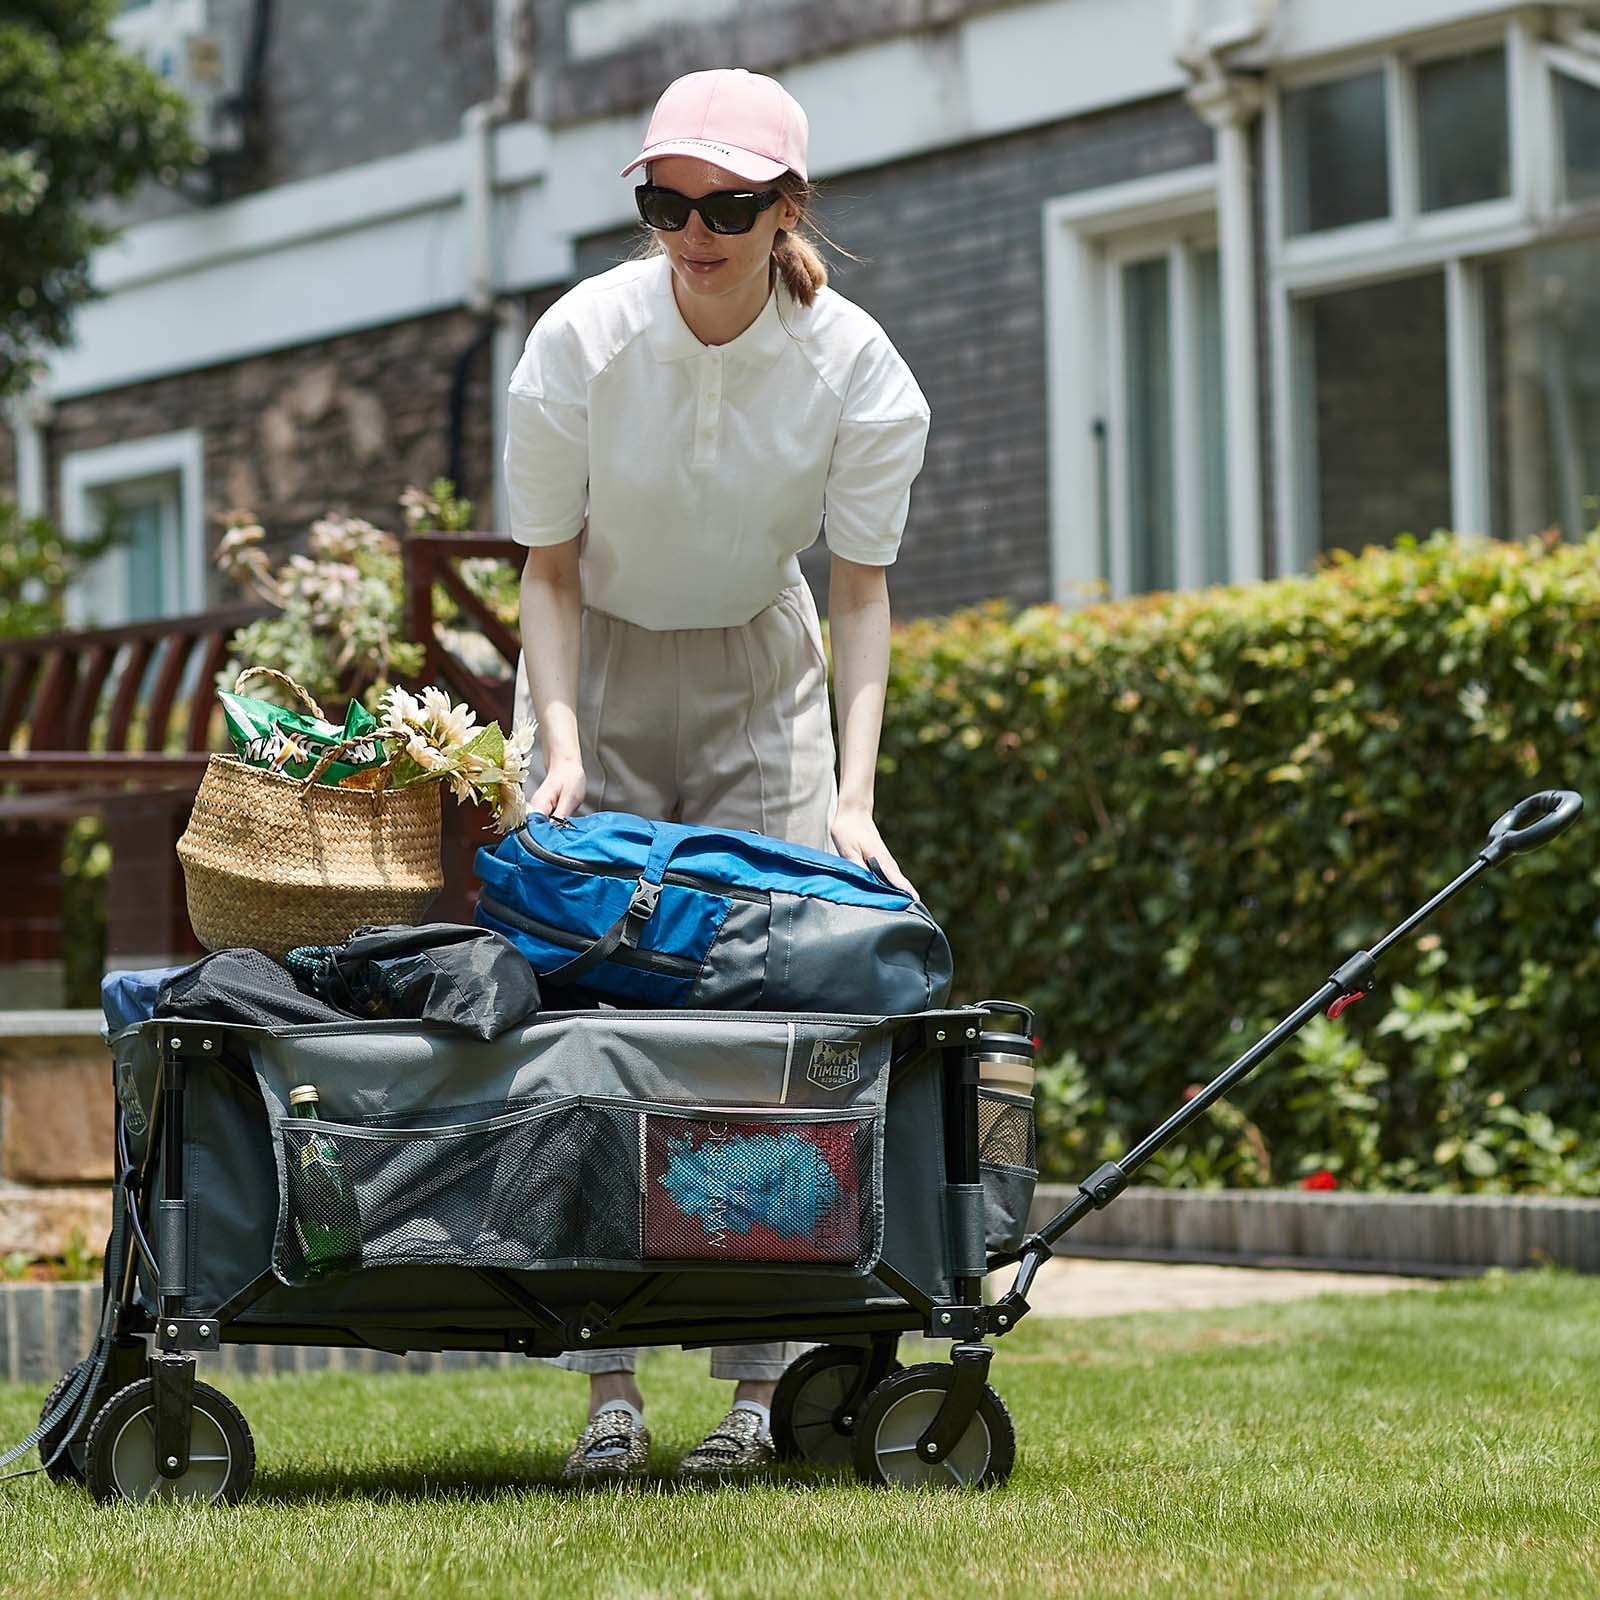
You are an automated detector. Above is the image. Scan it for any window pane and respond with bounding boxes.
[1194,249,1230,585]
[1418,48,1509,211]
[1122,257,1175,594]
[1559,72,1600,205]
[119,496,169,622]
[1283,70,1391,235]
[1485,239,1600,541]
[1303,273,1451,553]
[94,482,173,624]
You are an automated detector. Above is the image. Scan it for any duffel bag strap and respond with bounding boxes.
[541,822,697,988]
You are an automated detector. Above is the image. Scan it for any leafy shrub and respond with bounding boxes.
[879,533,1600,1193]
[0,497,117,638]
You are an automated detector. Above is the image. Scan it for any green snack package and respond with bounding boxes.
[219,689,390,788]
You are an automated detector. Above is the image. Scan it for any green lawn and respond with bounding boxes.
[2,1272,1597,1600]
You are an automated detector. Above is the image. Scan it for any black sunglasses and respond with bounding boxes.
[635,183,784,236]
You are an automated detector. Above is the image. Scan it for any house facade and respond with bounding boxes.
[3,0,1598,624]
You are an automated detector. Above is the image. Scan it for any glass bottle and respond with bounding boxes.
[288,1084,362,1276]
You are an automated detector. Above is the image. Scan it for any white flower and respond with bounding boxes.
[501,721,535,787]
[417,685,478,748]
[216,522,264,560]
[379,687,423,736]
[494,781,529,832]
[405,733,448,772]
[399,486,437,529]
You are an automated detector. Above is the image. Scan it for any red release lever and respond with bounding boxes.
[1327,990,1367,1020]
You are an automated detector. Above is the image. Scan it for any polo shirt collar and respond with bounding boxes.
[645,255,791,370]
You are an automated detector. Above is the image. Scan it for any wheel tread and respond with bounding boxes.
[38,1361,93,1486]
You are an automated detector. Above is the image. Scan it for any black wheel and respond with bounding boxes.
[37,1340,149,1486]
[851,1362,1015,1489]
[771,1344,903,1466]
[38,1360,96,1485]
[84,1378,255,1504]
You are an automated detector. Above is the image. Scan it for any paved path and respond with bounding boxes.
[988,1257,1436,1319]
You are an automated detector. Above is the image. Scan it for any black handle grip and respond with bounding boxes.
[1479,790,1584,866]
[975,999,1036,1039]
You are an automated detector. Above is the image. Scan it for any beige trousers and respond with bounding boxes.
[517,582,836,1380]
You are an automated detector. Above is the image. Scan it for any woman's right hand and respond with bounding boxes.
[529,753,587,820]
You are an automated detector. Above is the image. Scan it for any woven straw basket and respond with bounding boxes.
[177,670,443,960]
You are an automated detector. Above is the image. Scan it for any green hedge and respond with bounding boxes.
[878,533,1600,1194]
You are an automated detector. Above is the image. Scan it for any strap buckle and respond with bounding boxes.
[624,879,661,939]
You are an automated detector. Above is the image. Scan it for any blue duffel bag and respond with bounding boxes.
[474,811,953,1013]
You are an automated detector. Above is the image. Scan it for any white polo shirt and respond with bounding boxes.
[504,255,930,630]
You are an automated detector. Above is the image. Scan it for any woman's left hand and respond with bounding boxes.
[831,803,918,899]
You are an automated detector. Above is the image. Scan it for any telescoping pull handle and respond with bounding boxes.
[1479,790,1584,867]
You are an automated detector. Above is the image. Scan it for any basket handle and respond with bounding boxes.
[298,732,404,814]
[232,666,328,723]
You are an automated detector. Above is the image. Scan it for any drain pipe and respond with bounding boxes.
[452,0,532,525]
[1175,0,1277,585]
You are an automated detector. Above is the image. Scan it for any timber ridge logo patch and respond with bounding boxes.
[806,1040,861,1092]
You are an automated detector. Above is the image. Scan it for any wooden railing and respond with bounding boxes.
[0,604,272,974]
[402,533,522,728]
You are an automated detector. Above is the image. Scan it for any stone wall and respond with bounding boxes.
[0,1016,115,1261]
[575,94,1213,616]
[45,306,501,564]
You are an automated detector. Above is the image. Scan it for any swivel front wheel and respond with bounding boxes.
[852,1363,1015,1488]
[83,1378,255,1504]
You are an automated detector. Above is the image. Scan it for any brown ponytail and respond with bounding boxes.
[771,172,828,307]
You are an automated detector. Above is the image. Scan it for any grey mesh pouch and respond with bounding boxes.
[253,1010,896,1286]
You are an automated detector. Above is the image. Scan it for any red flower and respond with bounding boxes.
[1300,1170,1339,1191]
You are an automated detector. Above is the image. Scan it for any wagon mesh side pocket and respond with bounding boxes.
[978,1088,1038,1257]
[276,1099,630,1282]
[274,1096,884,1283]
[636,1108,878,1270]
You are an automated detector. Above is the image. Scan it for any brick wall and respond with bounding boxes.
[45,307,499,571]
[567,94,1213,616]
[118,0,498,225]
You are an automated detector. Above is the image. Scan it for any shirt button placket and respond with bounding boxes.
[695,349,723,467]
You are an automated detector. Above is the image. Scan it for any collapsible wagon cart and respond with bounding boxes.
[19,790,1583,1503]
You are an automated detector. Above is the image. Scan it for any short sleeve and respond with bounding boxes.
[821,338,930,566]
[504,313,589,548]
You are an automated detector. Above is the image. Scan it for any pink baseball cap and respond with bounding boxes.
[620,68,808,185]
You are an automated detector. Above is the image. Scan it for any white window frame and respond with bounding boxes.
[1265,12,1600,571]
[61,429,207,627]
[1042,166,1220,604]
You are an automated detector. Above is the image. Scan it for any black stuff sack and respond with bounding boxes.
[284,923,541,1039]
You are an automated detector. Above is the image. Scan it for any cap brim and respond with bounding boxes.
[620,139,791,185]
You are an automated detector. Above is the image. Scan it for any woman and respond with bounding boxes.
[505,66,930,1484]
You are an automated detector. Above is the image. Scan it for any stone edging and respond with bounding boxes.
[0,1283,518,1387]
[1030,1185,1600,1276]
[5,1189,1597,1386]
